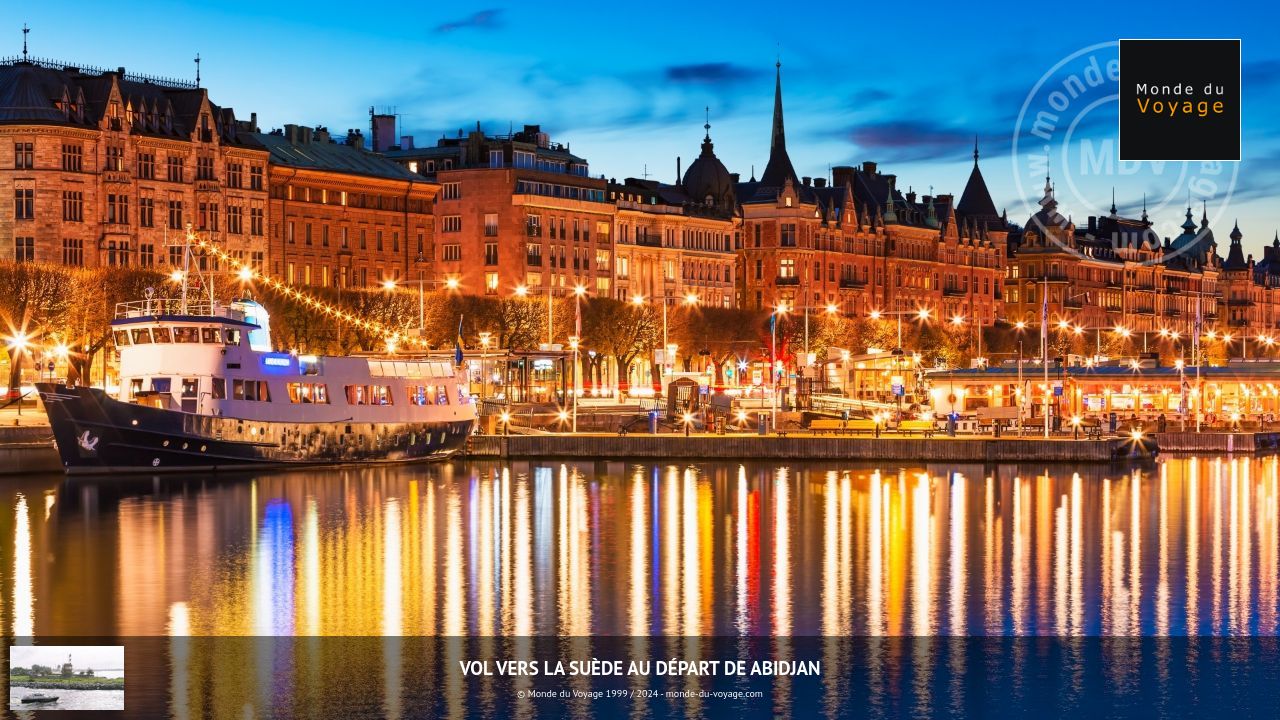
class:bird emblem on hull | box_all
[77,430,99,453]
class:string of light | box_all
[191,239,431,350]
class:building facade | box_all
[251,124,437,291]
[384,124,613,299]
[0,58,269,269]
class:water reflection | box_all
[4,457,1280,640]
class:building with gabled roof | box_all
[0,56,269,270]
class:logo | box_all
[1012,41,1239,267]
[76,430,99,453]
[1119,39,1241,161]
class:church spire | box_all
[759,60,798,188]
[957,136,999,222]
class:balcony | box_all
[526,256,542,267]
[838,277,866,289]
[526,225,542,237]
[196,180,220,193]
[942,287,966,297]
[1228,298,1254,307]
[636,236,662,248]
[1164,308,1181,317]
[1135,307,1155,315]
[776,275,800,286]
[103,170,130,184]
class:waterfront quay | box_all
[468,432,1140,463]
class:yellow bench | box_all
[808,418,881,435]
[897,419,936,437]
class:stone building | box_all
[384,124,612,299]
[0,57,268,269]
[249,124,437,290]
[734,64,1008,330]
[609,116,740,310]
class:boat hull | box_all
[37,384,474,475]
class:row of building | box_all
[0,53,1273,348]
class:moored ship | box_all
[38,290,475,474]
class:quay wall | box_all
[466,435,1133,463]
[1158,432,1280,453]
[0,426,60,475]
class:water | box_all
[5,456,1280,718]
[8,687,125,711]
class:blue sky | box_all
[17,1,1280,254]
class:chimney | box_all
[346,128,364,148]
[400,135,414,150]
[250,112,258,132]
[802,176,811,187]
[371,113,396,153]
[117,66,126,75]
[862,161,878,175]
[832,166,854,188]
[313,126,330,143]
[814,178,827,188]
[283,123,300,143]
[730,173,740,183]
[1088,216,1097,233]
[906,189,917,204]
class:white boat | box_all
[39,272,475,474]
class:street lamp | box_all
[569,334,580,433]
[868,307,931,355]
[478,331,492,405]
[771,302,789,419]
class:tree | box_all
[0,263,74,392]
[581,297,658,391]
[669,305,766,386]
[63,267,167,385]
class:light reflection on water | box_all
[3,457,1280,639]
[2,457,1280,717]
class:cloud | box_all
[848,120,987,162]
[664,63,762,85]
[1244,59,1280,88]
[435,9,503,33]
[849,88,891,106]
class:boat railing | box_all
[115,299,245,321]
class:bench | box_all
[897,420,936,437]
[807,418,880,435]
[809,419,846,434]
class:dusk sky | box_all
[14,1,1280,254]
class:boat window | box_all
[152,327,173,343]
[436,385,449,405]
[457,386,470,405]
[128,378,143,399]
[131,328,153,344]
[232,379,271,402]
[181,378,199,398]
[152,377,172,393]
[407,385,430,406]
[345,384,393,405]
[299,356,319,376]
[224,329,241,346]
[113,330,131,347]
[212,378,226,399]
[174,327,199,343]
[201,327,221,343]
[287,382,329,404]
